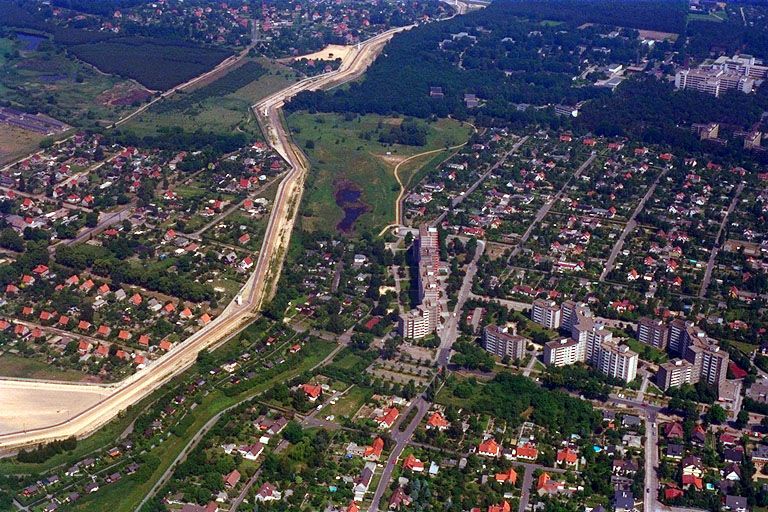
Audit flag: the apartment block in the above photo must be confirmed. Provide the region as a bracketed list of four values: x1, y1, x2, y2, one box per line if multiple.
[398, 304, 437, 339]
[596, 342, 638, 383]
[543, 338, 585, 367]
[483, 325, 527, 361]
[657, 359, 695, 390]
[532, 299, 561, 330]
[399, 225, 446, 339]
[637, 317, 668, 350]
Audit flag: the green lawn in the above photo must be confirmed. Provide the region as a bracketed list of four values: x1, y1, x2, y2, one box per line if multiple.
[288, 112, 472, 235]
[325, 385, 372, 418]
[687, 12, 725, 22]
[624, 338, 668, 364]
[122, 58, 296, 139]
[0, 354, 86, 382]
[0, 37, 128, 128]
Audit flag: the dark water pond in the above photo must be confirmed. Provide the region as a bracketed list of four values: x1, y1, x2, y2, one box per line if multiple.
[15, 32, 46, 51]
[39, 74, 68, 83]
[335, 182, 369, 233]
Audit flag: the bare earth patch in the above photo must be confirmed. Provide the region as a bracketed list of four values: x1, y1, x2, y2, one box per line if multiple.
[286, 44, 356, 63]
[0, 126, 45, 166]
[0, 380, 111, 435]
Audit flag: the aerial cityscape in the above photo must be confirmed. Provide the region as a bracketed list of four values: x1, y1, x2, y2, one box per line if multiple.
[1, 0, 768, 511]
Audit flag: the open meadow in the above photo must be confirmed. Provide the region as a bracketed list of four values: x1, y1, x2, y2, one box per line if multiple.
[287, 112, 472, 235]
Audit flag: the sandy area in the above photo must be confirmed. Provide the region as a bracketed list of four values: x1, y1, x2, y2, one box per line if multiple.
[0, 380, 110, 435]
[289, 44, 355, 62]
[377, 153, 408, 165]
[637, 29, 678, 41]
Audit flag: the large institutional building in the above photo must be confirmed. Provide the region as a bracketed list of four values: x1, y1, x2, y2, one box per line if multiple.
[674, 54, 767, 97]
[398, 225, 447, 339]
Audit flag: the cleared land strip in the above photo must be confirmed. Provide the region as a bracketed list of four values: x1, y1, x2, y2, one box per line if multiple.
[0, 28, 408, 454]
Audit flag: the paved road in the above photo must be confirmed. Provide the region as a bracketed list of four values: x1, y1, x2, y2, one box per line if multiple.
[600, 168, 669, 281]
[517, 465, 534, 512]
[698, 182, 744, 298]
[438, 240, 485, 366]
[522, 351, 538, 378]
[644, 409, 660, 512]
[510, 152, 596, 259]
[367, 396, 431, 512]
[433, 136, 529, 226]
[136, 407, 232, 511]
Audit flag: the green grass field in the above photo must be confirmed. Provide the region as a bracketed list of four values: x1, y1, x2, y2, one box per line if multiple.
[122, 58, 297, 139]
[687, 12, 725, 22]
[325, 385, 372, 418]
[287, 112, 472, 235]
[624, 338, 668, 364]
[0, 36, 128, 128]
[0, 354, 86, 381]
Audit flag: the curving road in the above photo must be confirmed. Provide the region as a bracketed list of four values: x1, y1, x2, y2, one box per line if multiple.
[0, 27, 411, 455]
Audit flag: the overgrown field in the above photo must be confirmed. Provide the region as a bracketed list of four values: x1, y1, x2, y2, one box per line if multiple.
[287, 112, 472, 235]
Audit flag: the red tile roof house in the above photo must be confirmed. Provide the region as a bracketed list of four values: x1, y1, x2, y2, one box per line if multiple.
[255, 482, 281, 502]
[364, 437, 384, 461]
[664, 422, 684, 440]
[557, 447, 578, 467]
[376, 407, 400, 430]
[302, 384, 323, 402]
[402, 453, 424, 472]
[516, 443, 538, 461]
[495, 467, 517, 484]
[478, 439, 501, 457]
[426, 411, 450, 431]
[223, 469, 241, 489]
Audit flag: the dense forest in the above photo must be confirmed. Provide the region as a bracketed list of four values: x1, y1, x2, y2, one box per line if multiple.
[51, 0, 152, 16]
[469, 372, 599, 435]
[288, 0, 768, 155]
[288, 0, 623, 120]
[576, 76, 768, 149]
[0, 0, 232, 90]
[490, 0, 688, 33]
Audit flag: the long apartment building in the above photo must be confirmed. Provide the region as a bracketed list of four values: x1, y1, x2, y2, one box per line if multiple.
[640, 318, 730, 395]
[540, 301, 638, 382]
[398, 225, 446, 339]
[674, 54, 765, 98]
[483, 324, 527, 361]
